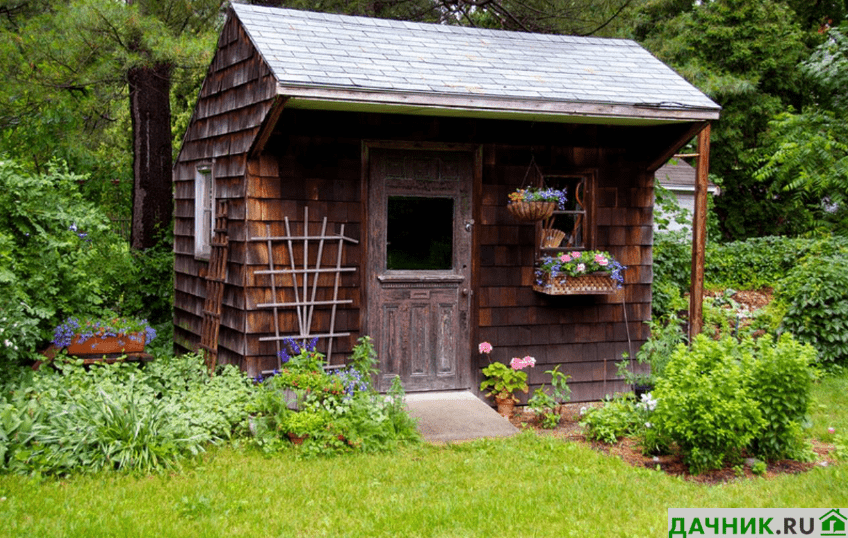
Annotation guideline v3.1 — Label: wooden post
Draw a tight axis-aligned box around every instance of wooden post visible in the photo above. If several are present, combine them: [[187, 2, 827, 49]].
[[689, 123, 711, 340]]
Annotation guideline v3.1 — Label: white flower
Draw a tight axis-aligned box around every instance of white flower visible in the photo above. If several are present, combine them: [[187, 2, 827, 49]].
[[579, 406, 587, 416], [3, 339, 11, 347], [645, 422, 652, 429]]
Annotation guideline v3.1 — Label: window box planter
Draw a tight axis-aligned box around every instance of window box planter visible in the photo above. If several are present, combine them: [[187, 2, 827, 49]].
[[65, 333, 146, 355], [532, 271, 618, 295]]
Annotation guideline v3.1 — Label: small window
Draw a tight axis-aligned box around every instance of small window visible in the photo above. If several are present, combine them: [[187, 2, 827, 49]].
[[194, 164, 214, 259], [538, 173, 594, 256], [386, 196, 453, 270]]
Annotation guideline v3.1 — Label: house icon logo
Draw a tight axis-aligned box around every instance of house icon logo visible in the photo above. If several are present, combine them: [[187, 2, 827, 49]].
[[821, 509, 848, 537]]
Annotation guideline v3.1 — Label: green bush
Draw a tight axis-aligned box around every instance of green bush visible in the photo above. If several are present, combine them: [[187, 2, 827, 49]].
[[704, 236, 815, 289], [746, 334, 816, 461], [775, 249, 848, 368], [580, 394, 640, 444], [651, 336, 765, 474], [649, 333, 817, 473]]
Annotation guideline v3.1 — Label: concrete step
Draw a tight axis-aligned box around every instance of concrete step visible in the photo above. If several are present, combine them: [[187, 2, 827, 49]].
[[404, 390, 518, 443]]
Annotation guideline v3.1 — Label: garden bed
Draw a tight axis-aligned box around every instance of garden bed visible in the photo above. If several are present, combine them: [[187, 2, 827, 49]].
[[507, 403, 838, 485]]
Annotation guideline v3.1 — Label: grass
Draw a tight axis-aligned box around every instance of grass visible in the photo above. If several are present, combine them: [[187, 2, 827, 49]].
[[1, 373, 846, 538]]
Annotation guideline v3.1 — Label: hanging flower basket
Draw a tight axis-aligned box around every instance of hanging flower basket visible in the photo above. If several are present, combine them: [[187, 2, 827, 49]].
[[507, 186, 566, 222], [507, 200, 556, 222], [533, 271, 618, 295]]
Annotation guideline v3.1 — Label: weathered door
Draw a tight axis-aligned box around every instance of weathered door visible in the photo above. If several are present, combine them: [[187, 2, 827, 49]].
[[367, 148, 474, 392]]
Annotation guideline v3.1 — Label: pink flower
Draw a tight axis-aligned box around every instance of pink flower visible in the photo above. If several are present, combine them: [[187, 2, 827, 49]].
[[594, 253, 608, 266], [560, 254, 572, 263], [510, 356, 536, 370], [571, 251, 582, 259], [478, 342, 492, 354], [829, 427, 836, 434], [576, 263, 585, 273]]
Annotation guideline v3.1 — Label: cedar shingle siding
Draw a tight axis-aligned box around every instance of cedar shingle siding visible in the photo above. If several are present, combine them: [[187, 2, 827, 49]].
[[174, 5, 719, 401]]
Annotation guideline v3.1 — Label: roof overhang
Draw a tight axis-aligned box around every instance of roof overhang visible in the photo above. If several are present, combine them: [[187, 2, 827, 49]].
[[277, 84, 721, 126]]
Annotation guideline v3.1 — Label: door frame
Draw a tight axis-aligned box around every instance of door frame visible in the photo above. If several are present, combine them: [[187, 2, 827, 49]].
[[361, 141, 482, 391]]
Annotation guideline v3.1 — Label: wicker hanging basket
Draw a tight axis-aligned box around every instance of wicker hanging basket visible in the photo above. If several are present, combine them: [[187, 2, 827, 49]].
[[507, 200, 555, 222], [533, 271, 618, 295]]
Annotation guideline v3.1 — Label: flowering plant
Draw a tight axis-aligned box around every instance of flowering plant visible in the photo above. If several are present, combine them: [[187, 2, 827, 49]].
[[478, 342, 535, 404], [508, 187, 567, 210], [535, 250, 626, 287], [52, 314, 156, 349]]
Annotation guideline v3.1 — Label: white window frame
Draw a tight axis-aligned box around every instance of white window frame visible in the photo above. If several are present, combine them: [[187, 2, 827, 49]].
[[194, 163, 215, 259]]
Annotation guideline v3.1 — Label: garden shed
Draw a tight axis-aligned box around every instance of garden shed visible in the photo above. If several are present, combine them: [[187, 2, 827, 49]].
[[173, 3, 720, 401]]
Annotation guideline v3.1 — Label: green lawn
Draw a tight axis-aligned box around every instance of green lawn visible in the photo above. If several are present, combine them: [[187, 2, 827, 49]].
[[1, 373, 845, 538]]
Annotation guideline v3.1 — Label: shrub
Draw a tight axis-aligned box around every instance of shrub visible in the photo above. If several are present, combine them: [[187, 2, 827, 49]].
[[704, 236, 815, 289], [745, 334, 816, 461], [651, 336, 765, 474], [775, 250, 848, 368], [0, 160, 129, 363], [580, 394, 640, 444]]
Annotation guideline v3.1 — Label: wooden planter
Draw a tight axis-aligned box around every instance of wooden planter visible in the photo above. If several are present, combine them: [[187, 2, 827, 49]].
[[507, 201, 555, 222], [533, 271, 617, 295], [66, 333, 146, 356]]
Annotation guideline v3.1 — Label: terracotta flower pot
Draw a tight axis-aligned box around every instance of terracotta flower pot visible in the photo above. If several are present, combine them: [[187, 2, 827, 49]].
[[495, 396, 515, 417], [288, 433, 308, 445]]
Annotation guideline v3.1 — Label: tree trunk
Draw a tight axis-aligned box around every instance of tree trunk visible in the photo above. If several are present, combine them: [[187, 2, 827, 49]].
[[128, 62, 173, 250]]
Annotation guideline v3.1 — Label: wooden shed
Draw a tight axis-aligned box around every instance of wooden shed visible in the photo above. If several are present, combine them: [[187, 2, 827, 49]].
[[173, 4, 720, 401]]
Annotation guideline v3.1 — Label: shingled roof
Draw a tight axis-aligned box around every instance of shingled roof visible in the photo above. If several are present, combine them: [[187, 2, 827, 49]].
[[231, 3, 720, 124]]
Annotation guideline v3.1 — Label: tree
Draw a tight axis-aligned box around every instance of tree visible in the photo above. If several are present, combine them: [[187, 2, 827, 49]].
[[0, 0, 221, 249], [634, 0, 812, 239], [752, 22, 848, 235]]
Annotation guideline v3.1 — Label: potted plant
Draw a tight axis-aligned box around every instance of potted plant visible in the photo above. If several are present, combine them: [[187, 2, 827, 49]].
[[280, 410, 326, 444], [507, 187, 567, 222], [479, 355, 535, 417], [52, 314, 157, 356], [533, 250, 626, 295]]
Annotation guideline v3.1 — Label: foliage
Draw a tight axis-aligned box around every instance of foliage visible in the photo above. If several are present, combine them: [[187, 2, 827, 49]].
[[0, 353, 255, 475], [651, 335, 765, 474], [617, 313, 686, 386], [774, 244, 848, 368], [348, 335, 379, 379], [704, 235, 818, 289], [479, 360, 532, 404], [0, 160, 136, 363], [746, 334, 816, 461], [636, 0, 812, 240], [579, 394, 640, 444], [753, 109, 848, 235], [527, 366, 571, 429], [248, 340, 419, 458]]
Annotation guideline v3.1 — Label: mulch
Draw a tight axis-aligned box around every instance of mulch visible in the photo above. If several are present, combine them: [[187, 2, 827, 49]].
[[507, 403, 838, 485]]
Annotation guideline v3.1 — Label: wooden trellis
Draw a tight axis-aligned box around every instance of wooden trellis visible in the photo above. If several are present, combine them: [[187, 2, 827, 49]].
[[200, 200, 229, 374], [251, 207, 358, 371]]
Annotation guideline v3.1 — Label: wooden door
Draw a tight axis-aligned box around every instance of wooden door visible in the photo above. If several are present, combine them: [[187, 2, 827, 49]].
[[367, 148, 474, 392]]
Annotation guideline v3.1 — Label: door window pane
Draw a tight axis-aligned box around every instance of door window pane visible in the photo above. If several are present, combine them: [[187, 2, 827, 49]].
[[387, 196, 453, 270]]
